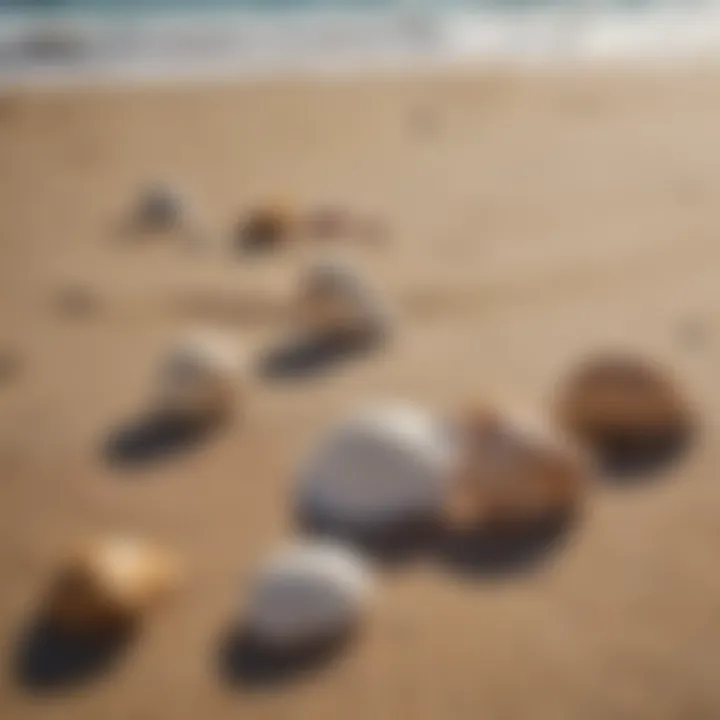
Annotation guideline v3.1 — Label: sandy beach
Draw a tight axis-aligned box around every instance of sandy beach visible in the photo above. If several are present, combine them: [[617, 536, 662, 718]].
[[1, 65, 720, 719]]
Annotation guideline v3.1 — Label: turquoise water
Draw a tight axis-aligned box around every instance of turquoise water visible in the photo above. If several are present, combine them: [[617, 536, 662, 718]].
[[0, 0, 700, 10], [1, 0, 718, 86]]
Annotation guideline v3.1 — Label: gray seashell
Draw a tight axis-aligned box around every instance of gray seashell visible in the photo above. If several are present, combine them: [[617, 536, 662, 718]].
[[243, 541, 371, 650]]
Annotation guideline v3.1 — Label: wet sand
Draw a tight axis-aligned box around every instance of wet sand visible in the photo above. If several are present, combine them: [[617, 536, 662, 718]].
[[1, 66, 720, 719]]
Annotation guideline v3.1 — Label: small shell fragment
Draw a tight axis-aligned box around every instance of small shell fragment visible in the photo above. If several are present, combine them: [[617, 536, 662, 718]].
[[132, 183, 188, 232], [235, 203, 298, 254]]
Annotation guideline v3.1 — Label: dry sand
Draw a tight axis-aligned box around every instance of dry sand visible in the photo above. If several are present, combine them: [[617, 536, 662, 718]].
[[1, 65, 720, 719]]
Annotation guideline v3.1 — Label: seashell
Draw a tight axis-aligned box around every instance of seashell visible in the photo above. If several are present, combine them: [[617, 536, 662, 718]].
[[243, 541, 370, 651], [553, 353, 694, 454], [155, 331, 244, 425], [235, 202, 298, 253], [45, 536, 181, 635], [445, 404, 589, 529], [132, 183, 188, 232], [297, 402, 456, 537], [294, 260, 392, 342]]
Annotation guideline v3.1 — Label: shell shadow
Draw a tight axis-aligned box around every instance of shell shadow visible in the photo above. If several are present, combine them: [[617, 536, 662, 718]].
[[592, 425, 695, 484], [433, 512, 577, 580], [13, 616, 134, 693], [296, 506, 442, 569], [103, 410, 220, 469], [258, 329, 384, 381], [218, 626, 352, 691]]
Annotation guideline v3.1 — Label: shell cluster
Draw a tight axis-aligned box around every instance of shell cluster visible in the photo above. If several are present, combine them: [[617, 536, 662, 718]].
[[39, 187, 698, 673], [124, 187, 382, 257]]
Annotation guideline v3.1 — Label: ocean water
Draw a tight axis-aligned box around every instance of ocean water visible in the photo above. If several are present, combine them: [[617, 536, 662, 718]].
[[1, 0, 719, 86]]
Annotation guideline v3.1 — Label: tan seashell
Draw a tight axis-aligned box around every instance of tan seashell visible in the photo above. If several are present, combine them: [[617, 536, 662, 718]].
[[445, 404, 589, 529], [155, 331, 244, 425], [45, 537, 181, 635], [553, 353, 694, 448], [294, 261, 391, 341]]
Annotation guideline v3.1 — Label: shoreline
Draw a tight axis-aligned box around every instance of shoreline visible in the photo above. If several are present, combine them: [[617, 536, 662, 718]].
[[3, 52, 720, 96], [2, 5, 720, 92]]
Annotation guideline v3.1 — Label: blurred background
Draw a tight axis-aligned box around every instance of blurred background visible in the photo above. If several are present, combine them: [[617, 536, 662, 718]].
[[2, 0, 720, 86]]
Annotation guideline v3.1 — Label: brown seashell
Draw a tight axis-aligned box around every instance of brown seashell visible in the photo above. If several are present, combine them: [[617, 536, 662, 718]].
[[553, 353, 694, 451], [235, 203, 299, 253], [45, 537, 181, 636], [445, 404, 589, 529]]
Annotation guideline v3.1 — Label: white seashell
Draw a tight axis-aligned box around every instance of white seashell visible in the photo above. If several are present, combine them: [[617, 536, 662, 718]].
[[155, 331, 244, 423], [297, 402, 457, 534], [244, 541, 371, 650]]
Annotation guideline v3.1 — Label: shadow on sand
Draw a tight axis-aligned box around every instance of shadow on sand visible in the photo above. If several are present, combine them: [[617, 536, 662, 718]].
[[433, 512, 577, 579], [103, 410, 220, 468], [258, 329, 385, 381], [297, 502, 576, 578], [218, 626, 353, 691], [296, 508, 441, 569], [13, 617, 134, 693], [593, 425, 695, 485]]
